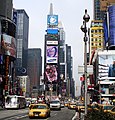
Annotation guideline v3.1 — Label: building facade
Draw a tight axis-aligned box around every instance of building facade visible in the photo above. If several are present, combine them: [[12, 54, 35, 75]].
[[27, 48, 42, 97], [0, 0, 13, 20], [14, 9, 29, 76], [0, 0, 17, 103], [90, 20, 104, 59]]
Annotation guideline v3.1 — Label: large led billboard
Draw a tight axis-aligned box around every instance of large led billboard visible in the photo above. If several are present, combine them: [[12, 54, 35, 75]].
[[1, 34, 16, 58], [46, 46, 58, 63], [98, 50, 115, 80], [45, 65, 58, 83], [46, 34, 59, 41], [47, 28, 58, 34]]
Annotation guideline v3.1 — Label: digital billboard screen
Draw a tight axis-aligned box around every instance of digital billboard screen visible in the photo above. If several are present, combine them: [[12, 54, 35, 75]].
[[1, 34, 16, 58], [98, 51, 115, 80], [45, 65, 58, 83], [46, 34, 59, 40], [47, 28, 58, 34], [46, 46, 58, 63]]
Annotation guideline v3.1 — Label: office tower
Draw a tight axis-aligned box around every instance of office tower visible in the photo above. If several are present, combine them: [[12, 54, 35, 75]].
[[14, 9, 29, 76], [44, 3, 59, 98], [66, 45, 74, 97], [27, 48, 42, 97], [58, 21, 67, 97]]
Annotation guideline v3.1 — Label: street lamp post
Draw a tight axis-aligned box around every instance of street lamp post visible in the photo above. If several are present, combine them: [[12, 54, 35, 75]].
[[81, 9, 90, 115]]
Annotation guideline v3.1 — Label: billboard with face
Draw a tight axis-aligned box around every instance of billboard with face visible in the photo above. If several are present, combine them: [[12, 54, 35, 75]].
[[98, 50, 115, 80], [1, 34, 16, 58], [46, 46, 58, 63], [45, 65, 58, 83]]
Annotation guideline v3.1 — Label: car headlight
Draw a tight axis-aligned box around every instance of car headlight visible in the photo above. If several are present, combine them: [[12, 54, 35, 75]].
[[41, 112, 46, 114], [29, 111, 33, 115]]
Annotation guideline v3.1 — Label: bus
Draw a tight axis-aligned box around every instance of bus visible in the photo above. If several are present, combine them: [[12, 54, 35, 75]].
[[5, 95, 26, 109]]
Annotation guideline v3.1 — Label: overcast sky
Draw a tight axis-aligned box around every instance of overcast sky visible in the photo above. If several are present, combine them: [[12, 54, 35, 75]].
[[13, 0, 93, 96]]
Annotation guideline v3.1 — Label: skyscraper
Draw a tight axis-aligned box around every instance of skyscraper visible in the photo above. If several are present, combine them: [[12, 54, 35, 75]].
[[27, 48, 42, 97], [14, 9, 29, 76]]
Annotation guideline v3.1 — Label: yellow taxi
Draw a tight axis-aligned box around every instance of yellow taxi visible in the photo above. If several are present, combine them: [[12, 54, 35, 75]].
[[68, 102, 76, 109], [108, 106, 115, 117], [76, 103, 85, 112], [100, 104, 114, 113], [87, 104, 100, 112], [28, 103, 50, 118], [64, 102, 69, 107]]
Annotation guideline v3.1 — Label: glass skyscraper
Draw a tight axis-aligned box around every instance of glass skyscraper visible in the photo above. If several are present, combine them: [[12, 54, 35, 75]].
[[14, 9, 29, 75]]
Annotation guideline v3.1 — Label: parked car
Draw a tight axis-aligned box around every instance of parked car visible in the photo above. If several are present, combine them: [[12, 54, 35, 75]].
[[50, 100, 61, 110], [28, 103, 50, 118]]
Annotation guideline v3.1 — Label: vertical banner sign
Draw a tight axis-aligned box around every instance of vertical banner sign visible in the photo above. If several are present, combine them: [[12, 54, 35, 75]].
[[5, 56, 9, 92]]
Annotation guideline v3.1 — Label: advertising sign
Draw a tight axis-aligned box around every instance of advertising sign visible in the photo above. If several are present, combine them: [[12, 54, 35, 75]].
[[45, 65, 58, 82], [98, 50, 115, 80], [46, 34, 59, 40], [47, 15, 58, 26], [1, 34, 16, 58], [47, 28, 58, 34], [46, 46, 58, 63], [13, 9, 17, 24], [46, 41, 58, 45]]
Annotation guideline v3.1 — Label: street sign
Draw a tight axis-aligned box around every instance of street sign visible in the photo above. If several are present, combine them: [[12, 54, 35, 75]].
[[78, 65, 93, 74]]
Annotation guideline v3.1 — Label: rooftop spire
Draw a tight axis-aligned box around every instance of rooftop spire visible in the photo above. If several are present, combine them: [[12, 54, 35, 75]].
[[49, 3, 53, 15]]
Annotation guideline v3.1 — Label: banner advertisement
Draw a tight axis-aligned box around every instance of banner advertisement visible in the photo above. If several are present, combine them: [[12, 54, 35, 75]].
[[45, 65, 58, 83], [1, 34, 16, 58], [98, 51, 115, 80], [46, 46, 58, 63]]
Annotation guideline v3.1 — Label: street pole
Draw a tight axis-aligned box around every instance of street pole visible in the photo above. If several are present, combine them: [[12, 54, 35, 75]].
[[81, 9, 90, 115], [84, 30, 88, 115]]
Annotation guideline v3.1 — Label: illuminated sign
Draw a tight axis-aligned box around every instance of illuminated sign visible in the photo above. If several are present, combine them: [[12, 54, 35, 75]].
[[47, 15, 58, 26], [45, 65, 58, 82], [47, 28, 58, 34], [46, 46, 58, 63], [1, 34, 16, 58], [98, 50, 115, 80], [46, 41, 58, 45], [46, 34, 59, 40]]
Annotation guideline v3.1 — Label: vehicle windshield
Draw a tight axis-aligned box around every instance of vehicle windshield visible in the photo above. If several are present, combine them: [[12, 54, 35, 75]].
[[32, 105, 47, 109], [103, 106, 114, 110], [6, 97, 17, 104], [50, 101, 60, 104]]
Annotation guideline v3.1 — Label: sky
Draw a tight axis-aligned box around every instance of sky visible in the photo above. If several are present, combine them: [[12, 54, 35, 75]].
[[13, 0, 93, 96]]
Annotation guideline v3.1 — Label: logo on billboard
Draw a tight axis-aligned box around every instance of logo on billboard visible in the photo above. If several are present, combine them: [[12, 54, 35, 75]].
[[47, 15, 58, 26]]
